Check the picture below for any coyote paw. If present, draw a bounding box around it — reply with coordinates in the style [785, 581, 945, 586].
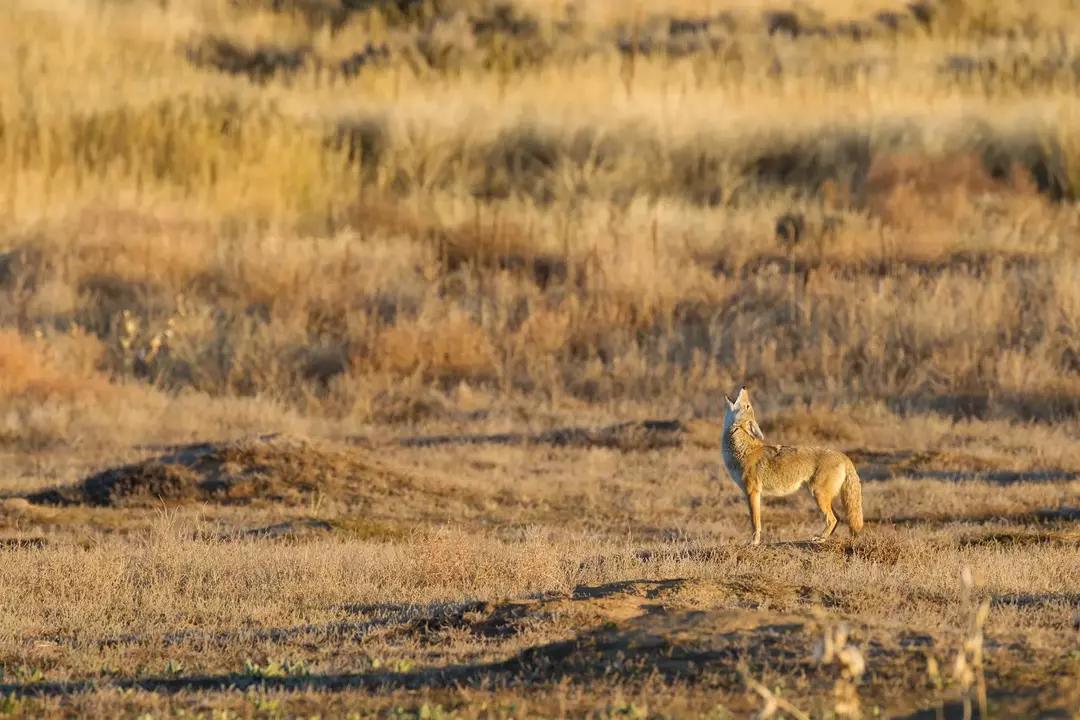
[745, 537, 762, 548]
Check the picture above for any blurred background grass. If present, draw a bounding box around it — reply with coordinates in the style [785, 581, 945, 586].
[5, 0, 1080, 446]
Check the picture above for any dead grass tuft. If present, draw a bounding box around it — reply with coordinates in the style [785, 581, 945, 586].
[372, 309, 497, 380]
[842, 525, 919, 566]
[0, 329, 166, 449]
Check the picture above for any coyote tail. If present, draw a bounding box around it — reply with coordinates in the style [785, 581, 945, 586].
[842, 458, 865, 535]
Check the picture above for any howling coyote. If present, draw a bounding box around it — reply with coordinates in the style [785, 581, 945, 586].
[722, 388, 864, 546]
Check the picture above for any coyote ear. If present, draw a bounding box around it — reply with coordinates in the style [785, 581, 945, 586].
[749, 420, 765, 441]
[724, 394, 734, 410]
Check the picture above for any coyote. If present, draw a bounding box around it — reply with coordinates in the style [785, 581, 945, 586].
[721, 388, 864, 546]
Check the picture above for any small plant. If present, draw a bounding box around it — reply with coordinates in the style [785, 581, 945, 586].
[239, 658, 310, 680]
[370, 657, 415, 672]
[246, 691, 282, 718]
[165, 659, 185, 676]
[9, 665, 45, 684]
[812, 619, 867, 718]
[949, 566, 990, 720]
[605, 703, 648, 719]
[389, 704, 456, 720]
[739, 663, 810, 720]
[0, 694, 25, 717]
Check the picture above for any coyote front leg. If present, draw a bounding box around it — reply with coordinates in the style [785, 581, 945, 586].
[745, 489, 762, 546]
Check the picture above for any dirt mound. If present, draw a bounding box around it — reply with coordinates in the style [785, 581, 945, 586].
[28, 434, 415, 508]
[428, 579, 1075, 718]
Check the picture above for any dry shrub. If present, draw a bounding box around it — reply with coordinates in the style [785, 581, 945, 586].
[844, 525, 918, 567]
[346, 196, 561, 288]
[34, 207, 217, 291]
[372, 310, 496, 379]
[932, 0, 1062, 38]
[864, 152, 1029, 234]
[0, 328, 163, 447]
[4, 0, 1080, 426]
[0, 329, 111, 401]
[344, 197, 429, 242]
[513, 307, 572, 356]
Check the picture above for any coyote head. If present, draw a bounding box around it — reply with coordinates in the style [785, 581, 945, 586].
[724, 387, 765, 442]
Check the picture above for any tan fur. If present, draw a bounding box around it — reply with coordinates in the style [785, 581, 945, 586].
[721, 387, 865, 546]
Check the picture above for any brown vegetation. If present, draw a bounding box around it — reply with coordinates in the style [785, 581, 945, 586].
[2, 0, 1080, 716]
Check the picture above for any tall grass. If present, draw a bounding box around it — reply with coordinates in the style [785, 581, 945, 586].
[4, 0, 1080, 444]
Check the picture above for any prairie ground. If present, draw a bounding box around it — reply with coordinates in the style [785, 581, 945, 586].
[2, 0, 1080, 717]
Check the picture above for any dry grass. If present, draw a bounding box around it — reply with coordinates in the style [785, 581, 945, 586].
[2, 0, 1080, 716]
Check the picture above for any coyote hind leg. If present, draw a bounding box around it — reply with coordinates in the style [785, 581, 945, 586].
[810, 486, 839, 542]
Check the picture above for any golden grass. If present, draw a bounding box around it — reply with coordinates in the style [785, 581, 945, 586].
[2, 444, 1079, 716]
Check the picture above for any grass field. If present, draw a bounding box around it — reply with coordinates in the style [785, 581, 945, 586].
[2, 0, 1080, 717]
